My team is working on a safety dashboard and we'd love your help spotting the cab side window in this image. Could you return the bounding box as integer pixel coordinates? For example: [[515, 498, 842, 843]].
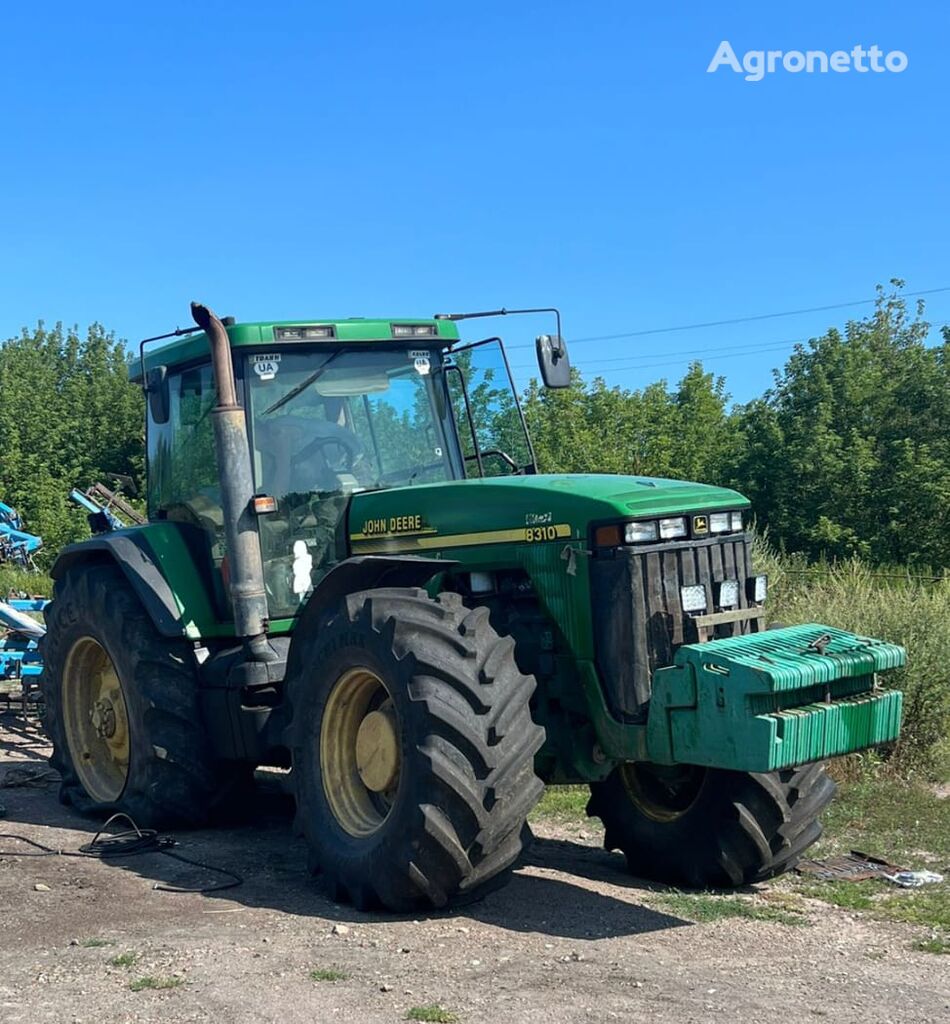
[[147, 362, 224, 563]]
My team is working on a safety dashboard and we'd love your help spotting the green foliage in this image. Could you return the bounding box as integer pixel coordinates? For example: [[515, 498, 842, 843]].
[[0, 322, 144, 563], [0, 564, 52, 598], [730, 283, 949, 567], [523, 363, 740, 484]]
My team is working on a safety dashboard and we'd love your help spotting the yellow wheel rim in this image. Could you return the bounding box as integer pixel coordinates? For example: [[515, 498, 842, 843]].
[[620, 762, 706, 823], [62, 637, 131, 804], [320, 667, 401, 837]]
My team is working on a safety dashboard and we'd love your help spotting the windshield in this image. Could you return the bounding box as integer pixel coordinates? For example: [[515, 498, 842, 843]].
[[246, 347, 459, 617]]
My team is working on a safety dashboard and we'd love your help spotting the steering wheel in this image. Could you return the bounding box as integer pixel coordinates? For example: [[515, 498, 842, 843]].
[[291, 425, 363, 472], [256, 416, 365, 493]]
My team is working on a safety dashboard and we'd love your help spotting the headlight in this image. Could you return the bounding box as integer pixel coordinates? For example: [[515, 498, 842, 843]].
[[746, 574, 768, 603], [680, 584, 707, 613], [709, 512, 731, 534], [730, 511, 744, 531], [716, 579, 740, 608], [658, 516, 687, 540], [625, 520, 659, 543]]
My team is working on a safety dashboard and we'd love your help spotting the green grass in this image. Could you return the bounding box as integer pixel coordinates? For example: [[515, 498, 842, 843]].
[[913, 936, 950, 955], [530, 785, 589, 821], [796, 880, 878, 912], [789, 777, 949, 951], [0, 564, 51, 597], [810, 777, 950, 865], [109, 951, 139, 968], [79, 938, 114, 948], [129, 976, 184, 992], [309, 968, 347, 982], [406, 1007, 458, 1024], [654, 892, 808, 927]]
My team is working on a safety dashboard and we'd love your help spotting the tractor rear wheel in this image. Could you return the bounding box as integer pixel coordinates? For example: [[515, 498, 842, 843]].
[[41, 562, 220, 826], [586, 761, 835, 887], [285, 587, 545, 912]]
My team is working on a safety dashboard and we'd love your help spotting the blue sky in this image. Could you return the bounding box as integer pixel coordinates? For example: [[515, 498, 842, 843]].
[[1, 1, 946, 402]]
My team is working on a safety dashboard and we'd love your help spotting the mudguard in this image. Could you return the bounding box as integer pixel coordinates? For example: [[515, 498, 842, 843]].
[[52, 534, 184, 637], [289, 555, 454, 657]]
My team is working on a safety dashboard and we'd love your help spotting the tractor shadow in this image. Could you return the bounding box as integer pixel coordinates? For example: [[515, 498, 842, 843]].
[[0, 720, 687, 940]]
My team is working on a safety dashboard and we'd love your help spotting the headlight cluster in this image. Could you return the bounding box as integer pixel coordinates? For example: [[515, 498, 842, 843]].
[[624, 516, 689, 543], [605, 510, 745, 546], [680, 575, 768, 614]]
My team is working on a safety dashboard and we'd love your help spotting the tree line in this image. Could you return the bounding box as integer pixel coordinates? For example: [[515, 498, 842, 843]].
[[0, 284, 946, 569]]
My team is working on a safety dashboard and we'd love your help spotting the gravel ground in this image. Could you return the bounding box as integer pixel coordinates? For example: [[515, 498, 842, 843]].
[[1, 716, 948, 1024]]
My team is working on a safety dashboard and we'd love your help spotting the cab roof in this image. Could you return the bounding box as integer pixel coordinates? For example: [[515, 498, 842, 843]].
[[131, 317, 461, 382]]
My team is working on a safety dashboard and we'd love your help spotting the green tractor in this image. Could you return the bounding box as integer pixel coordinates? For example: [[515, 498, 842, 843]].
[[40, 302, 905, 910]]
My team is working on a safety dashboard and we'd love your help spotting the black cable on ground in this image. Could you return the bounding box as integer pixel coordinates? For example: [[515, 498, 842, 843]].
[[0, 812, 243, 893]]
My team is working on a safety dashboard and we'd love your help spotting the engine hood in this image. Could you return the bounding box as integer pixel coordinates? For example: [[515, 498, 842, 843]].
[[347, 474, 749, 554]]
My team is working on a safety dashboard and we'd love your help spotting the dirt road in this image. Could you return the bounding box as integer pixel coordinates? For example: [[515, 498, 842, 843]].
[[1, 717, 947, 1024]]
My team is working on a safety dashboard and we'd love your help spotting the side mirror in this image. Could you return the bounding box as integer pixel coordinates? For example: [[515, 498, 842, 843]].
[[145, 365, 170, 424], [535, 334, 571, 388]]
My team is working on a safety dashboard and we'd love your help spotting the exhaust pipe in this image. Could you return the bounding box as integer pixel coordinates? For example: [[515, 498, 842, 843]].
[[190, 301, 274, 662]]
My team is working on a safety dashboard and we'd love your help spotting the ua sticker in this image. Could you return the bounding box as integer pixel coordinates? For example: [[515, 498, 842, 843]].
[[253, 353, 281, 380]]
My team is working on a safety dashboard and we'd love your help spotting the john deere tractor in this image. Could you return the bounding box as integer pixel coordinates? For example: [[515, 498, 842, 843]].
[[40, 302, 905, 910]]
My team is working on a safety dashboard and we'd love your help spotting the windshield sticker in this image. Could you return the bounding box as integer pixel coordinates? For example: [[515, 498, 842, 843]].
[[252, 354, 281, 381], [412, 354, 431, 375]]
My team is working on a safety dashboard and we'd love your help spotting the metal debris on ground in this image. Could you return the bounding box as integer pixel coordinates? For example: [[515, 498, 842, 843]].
[[796, 850, 905, 882], [883, 870, 944, 888], [0, 766, 59, 788]]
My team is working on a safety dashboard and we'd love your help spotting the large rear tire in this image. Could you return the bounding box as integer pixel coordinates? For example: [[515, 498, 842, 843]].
[[587, 761, 836, 887], [285, 588, 545, 911], [40, 562, 220, 827]]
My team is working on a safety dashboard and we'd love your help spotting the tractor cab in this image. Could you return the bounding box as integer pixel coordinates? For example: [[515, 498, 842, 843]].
[[137, 317, 552, 621]]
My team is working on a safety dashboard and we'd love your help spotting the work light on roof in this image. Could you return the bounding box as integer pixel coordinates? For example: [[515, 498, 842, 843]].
[[274, 325, 335, 340], [392, 323, 437, 338]]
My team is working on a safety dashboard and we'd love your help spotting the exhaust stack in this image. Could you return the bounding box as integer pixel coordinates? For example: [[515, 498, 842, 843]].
[[190, 301, 272, 661]]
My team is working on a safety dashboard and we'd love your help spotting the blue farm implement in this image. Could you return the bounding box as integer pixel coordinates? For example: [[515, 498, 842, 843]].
[[0, 501, 42, 569], [0, 597, 47, 715]]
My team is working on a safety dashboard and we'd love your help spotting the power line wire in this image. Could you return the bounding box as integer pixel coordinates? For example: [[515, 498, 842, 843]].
[[508, 321, 950, 378], [505, 285, 950, 350]]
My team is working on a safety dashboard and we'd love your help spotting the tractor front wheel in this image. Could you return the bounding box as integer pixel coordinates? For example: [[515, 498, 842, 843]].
[[285, 588, 545, 912], [41, 563, 221, 826], [586, 761, 836, 887]]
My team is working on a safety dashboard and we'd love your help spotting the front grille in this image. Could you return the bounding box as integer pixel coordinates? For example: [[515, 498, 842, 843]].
[[590, 535, 754, 720]]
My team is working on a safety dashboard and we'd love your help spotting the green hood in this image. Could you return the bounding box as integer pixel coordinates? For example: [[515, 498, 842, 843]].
[[348, 474, 748, 554]]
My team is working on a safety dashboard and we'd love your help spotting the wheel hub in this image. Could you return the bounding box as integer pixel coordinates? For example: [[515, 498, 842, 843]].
[[355, 708, 400, 792], [91, 697, 117, 739], [620, 762, 707, 823]]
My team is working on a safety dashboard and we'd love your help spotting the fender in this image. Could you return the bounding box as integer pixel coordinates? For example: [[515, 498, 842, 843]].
[[288, 555, 455, 664], [51, 535, 183, 637]]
